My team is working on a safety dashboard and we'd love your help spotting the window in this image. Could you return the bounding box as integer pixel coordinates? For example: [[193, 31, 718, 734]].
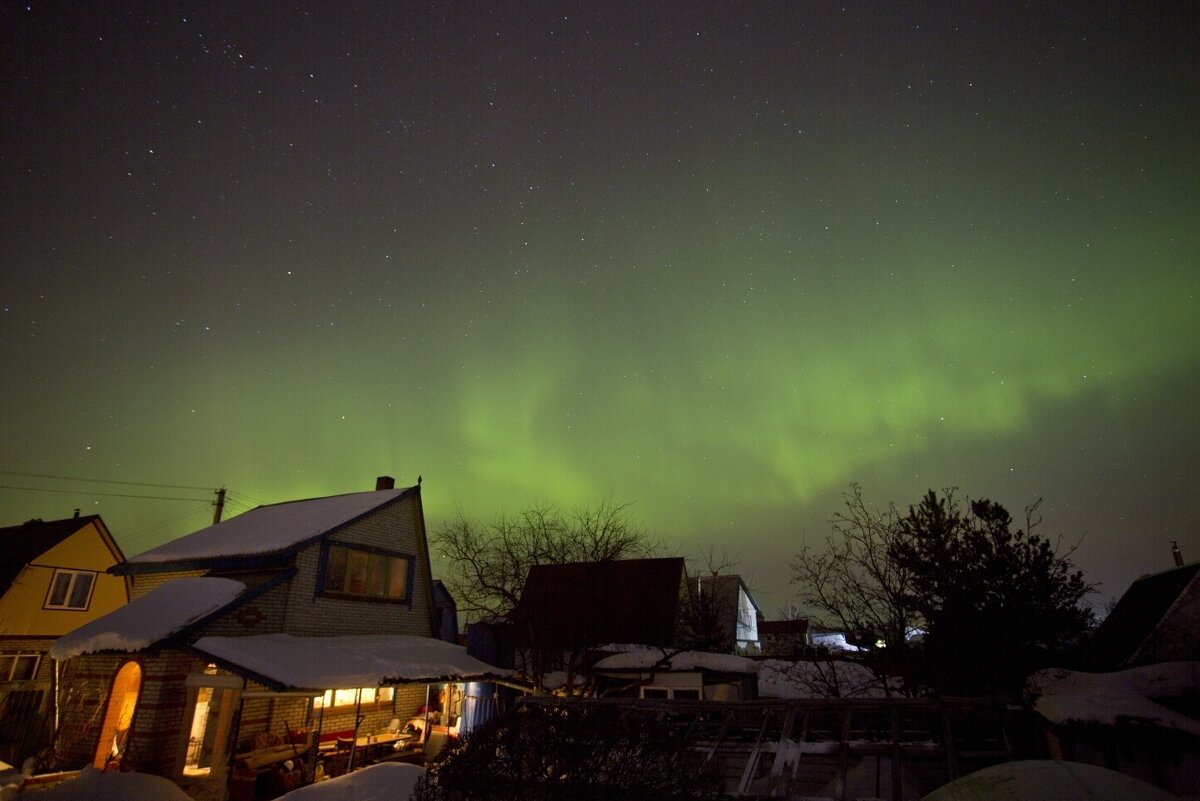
[[322, 544, 409, 602], [639, 686, 701, 700], [44, 570, 97, 610], [312, 687, 393, 710], [0, 653, 42, 681]]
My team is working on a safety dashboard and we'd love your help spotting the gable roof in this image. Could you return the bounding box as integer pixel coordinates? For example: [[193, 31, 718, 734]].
[[1088, 561, 1200, 669], [118, 487, 416, 572], [0, 515, 109, 595], [509, 557, 686, 649]]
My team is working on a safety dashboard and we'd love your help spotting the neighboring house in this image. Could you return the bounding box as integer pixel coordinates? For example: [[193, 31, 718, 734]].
[[758, 618, 811, 657], [0, 514, 128, 764], [49, 477, 505, 791], [507, 557, 689, 689], [1088, 561, 1200, 669], [694, 574, 762, 654]]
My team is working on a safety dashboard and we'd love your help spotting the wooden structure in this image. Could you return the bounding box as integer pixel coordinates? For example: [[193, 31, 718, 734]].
[[519, 696, 1036, 800]]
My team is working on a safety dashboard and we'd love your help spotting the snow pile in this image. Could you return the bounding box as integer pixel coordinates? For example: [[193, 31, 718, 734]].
[[280, 763, 424, 801], [128, 489, 407, 563], [28, 766, 192, 801], [810, 631, 861, 652], [50, 577, 245, 660], [192, 633, 510, 690], [923, 759, 1176, 801], [1026, 662, 1200, 737], [592, 648, 759, 674], [758, 659, 890, 699]]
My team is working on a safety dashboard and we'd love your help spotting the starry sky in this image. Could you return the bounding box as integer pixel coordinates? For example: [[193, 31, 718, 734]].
[[2, 2, 1197, 616]]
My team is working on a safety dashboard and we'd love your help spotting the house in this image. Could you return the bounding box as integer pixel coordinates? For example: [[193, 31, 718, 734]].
[[757, 618, 811, 657], [693, 574, 762, 654], [0, 514, 128, 764], [1088, 560, 1200, 669], [507, 557, 689, 690], [48, 477, 505, 794]]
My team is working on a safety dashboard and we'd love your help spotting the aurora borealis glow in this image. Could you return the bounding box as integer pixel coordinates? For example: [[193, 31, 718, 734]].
[[2, 3, 1197, 613]]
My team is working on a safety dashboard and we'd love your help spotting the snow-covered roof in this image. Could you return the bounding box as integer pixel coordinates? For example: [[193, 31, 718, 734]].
[[126, 488, 410, 565], [593, 648, 759, 674], [191, 633, 510, 690], [51, 577, 245, 660], [1026, 662, 1200, 737]]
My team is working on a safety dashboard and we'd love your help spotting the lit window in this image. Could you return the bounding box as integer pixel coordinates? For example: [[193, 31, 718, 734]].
[[322, 545, 409, 602], [45, 570, 97, 610], [1, 653, 42, 681], [312, 687, 393, 709]]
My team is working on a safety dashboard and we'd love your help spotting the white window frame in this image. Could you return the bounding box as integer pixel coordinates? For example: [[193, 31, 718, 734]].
[[0, 652, 43, 681], [44, 569, 98, 610]]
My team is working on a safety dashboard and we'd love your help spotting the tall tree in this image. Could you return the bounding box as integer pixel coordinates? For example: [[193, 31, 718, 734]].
[[433, 498, 656, 621], [790, 484, 918, 693], [891, 490, 1095, 695]]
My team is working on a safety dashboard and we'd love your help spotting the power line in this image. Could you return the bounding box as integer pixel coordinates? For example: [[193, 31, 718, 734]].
[[0, 484, 209, 502], [0, 470, 213, 492]]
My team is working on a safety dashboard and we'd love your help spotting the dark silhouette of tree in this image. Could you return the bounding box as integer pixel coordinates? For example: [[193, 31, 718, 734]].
[[433, 498, 657, 621], [790, 484, 918, 694], [891, 489, 1095, 695]]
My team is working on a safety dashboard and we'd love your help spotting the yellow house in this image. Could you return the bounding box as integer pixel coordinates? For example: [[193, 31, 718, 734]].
[[0, 514, 128, 765]]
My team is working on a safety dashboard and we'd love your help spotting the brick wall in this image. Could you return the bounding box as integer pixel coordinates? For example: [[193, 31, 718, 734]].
[[282, 495, 434, 637], [53, 653, 124, 769]]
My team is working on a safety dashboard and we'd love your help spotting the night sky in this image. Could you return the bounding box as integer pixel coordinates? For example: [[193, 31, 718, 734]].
[[3, 2, 1197, 616]]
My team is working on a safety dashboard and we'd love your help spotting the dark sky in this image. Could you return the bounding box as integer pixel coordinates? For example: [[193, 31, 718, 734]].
[[3, 2, 1197, 615]]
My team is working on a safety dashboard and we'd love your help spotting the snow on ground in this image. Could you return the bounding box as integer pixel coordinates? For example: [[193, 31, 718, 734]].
[[192, 633, 509, 689], [923, 759, 1177, 801], [50, 577, 245, 660], [757, 658, 891, 698], [23, 766, 192, 801], [279, 763, 424, 801], [127, 489, 407, 563], [1026, 662, 1200, 736]]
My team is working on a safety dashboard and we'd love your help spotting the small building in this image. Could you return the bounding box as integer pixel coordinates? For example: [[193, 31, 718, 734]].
[[694, 574, 762, 654], [758, 618, 811, 657], [0, 514, 128, 764], [49, 477, 506, 796]]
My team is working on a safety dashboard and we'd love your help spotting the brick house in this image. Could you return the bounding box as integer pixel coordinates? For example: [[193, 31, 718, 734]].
[[49, 477, 502, 789], [0, 514, 128, 765]]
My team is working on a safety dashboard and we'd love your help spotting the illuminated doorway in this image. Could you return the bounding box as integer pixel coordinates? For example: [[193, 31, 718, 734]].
[[183, 671, 241, 776], [93, 661, 142, 769]]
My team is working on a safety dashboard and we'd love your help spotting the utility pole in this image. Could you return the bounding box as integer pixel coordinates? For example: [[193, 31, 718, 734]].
[[213, 486, 226, 524]]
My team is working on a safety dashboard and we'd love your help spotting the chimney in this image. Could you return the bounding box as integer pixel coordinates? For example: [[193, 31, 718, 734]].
[[375, 475, 395, 491], [1172, 541, 1184, 567], [73, 509, 80, 518]]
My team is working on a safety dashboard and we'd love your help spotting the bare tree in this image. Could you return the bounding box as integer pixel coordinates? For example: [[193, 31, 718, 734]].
[[790, 484, 917, 693], [433, 497, 657, 622]]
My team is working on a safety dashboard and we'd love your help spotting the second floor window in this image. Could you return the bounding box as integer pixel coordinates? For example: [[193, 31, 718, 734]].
[[45, 570, 96, 610], [322, 544, 410, 602]]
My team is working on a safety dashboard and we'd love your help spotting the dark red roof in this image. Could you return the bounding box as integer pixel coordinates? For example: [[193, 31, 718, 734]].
[[509, 557, 686, 649], [758, 618, 810, 637], [0, 515, 106, 595]]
